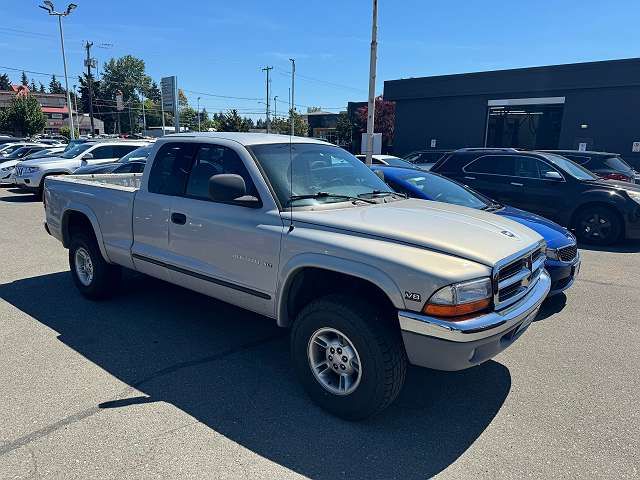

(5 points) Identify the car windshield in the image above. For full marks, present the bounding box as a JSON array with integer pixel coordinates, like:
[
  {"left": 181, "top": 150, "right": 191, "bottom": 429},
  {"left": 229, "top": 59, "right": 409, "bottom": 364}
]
[
  {"left": 25, "top": 148, "right": 62, "bottom": 160},
  {"left": 118, "top": 145, "right": 152, "bottom": 163},
  {"left": 63, "top": 139, "right": 87, "bottom": 153},
  {"left": 61, "top": 143, "right": 92, "bottom": 159},
  {"left": 4, "top": 147, "right": 31, "bottom": 159},
  {"left": 397, "top": 171, "right": 490, "bottom": 210},
  {"left": 604, "top": 156, "right": 634, "bottom": 173},
  {"left": 250, "top": 143, "right": 395, "bottom": 207},
  {"left": 539, "top": 153, "right": 598, "bottom": 180},
  {"left": 1, "top": 144, "right": 25, "bottom": 155}
]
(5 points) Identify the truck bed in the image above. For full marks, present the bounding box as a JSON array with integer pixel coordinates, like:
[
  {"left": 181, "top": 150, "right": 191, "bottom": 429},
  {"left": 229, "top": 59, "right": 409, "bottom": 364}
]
[{"left": 44, "top": 173, "right": 142, "bottom": 269}]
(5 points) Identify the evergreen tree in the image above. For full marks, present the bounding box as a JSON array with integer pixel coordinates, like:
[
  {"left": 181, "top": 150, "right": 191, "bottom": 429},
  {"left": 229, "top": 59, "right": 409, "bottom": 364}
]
[
  {"left": 21, "top": 71, "right": 28, "bottom": 86},
  {"left": 38, "top": 82, "right": 46, "bottom": 93},
  {"left": 30, "top": 79, "right": 37, "bottom": 92},
  {"left": 0, "top": 73, "right": 11, "bottom": 91},
  {"left": 49, "top": 74, "right": 65, "bottom": 94}
]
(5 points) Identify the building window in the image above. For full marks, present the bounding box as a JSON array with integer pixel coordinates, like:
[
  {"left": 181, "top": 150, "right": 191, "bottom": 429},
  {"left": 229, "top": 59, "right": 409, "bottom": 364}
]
[{"left": 485, "top": 103, "right": 564, "bottom": 150}]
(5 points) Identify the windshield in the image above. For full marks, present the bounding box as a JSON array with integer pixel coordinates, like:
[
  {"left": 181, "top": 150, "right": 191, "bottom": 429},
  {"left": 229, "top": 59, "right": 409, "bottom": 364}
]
[
  {"left": 1, "top": 144, "right": 25, "bottom": 155},
  {"left": 539, "top": 153, "right": 597, "bottom": 180},
  {"left": 250, "top": 143, "right": 394, "bottom": 207},
  {"left": 5, "top": 147, "right": 30, "bottom": 159},
  {"left": 61, "top": 143, "right": 92, "bottom": 159},
  {"left": 25, "top": 148, "right": 62, "bottom": 160},
  {"left": 397, "top": 171, "right": 490, "bottom": 210},
  {"left": 118, "top": 145, "right": 152, "bottom": 163},
  {"left": 605, "top": 156, "right": 634, "bottom": 173},
  {"left": 63, "top": 139, "right": 87, "bottom": 153}
]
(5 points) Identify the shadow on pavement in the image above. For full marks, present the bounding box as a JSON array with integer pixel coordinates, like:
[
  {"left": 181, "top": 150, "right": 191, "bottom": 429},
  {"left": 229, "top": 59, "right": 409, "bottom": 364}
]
[
  {"left": 0, "top": 188, "right": 39, "bottom": 203},
  {"left": 578, "top": 239, "right": 640, "bottom": 254},
  {"left": 536, "top": 292, "right": 567, "bottom": 322},
  {"left": 0, "top": 271, "right": 512, "bottom": 479}
]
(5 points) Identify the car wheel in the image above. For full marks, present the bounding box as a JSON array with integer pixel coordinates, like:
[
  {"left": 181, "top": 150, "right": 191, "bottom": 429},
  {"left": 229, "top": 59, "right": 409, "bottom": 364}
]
[
  {"left": 291, "top": 294, "right": 407, "bottom": 420},
  {"left": 575, "top": 206, "right": 622, "bottom": 245},
  {"left": 69, "top": 232, "right": 121, "bottom": 300}
]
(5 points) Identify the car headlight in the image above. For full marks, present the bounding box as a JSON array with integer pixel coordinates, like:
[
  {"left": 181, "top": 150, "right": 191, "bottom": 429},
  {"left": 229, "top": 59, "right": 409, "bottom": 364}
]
[
  {"left": 628, "top": 190, "right": 640, "bottom": 206},
  {"left": 23, "top": 167, "right": 40, "bottom": 174},
  {"left": 423, "top": 277, "right": 493, "bottom": 318},
  {"left": 1, "top": 166, "right": 13, "bottom": 172}
]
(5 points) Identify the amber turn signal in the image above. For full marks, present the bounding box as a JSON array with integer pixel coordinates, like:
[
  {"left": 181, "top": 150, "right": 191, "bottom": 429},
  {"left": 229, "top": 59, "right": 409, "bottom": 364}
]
[{"left": 423, "top": 298, "right": 491, "bottom": 319}]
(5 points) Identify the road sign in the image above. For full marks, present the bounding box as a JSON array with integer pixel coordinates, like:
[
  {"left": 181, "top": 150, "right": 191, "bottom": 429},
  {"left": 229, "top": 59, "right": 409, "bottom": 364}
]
[
  {"left": 115, "top": 90, "right": 124, "bottom": 111},
  {"left": 161, "top": 76, "right": 177, "bottom": 112}
]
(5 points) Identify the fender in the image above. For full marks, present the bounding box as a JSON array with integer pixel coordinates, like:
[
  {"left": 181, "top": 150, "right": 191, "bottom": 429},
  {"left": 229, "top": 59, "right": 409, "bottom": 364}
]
[
  {"left": 61, "top": 203, "right": 111, "bottom": 262},
  {"left": 568, "top": 189, "right": 628, "bottom": 223},
  {"left": 276, "top": 252, "right": 405, "bottom": 327}
]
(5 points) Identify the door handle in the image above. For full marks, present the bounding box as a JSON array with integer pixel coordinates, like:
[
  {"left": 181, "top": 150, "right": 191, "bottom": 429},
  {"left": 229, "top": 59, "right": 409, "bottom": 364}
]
[
  {"left": 510, "top": 182, "right": 524, "bottom": 187},
  {"left": 171, "top": 212, "right": 187, "bottom": 225},
  {"left": 464, "top": 176, "right": 476, "bottom": 180}
]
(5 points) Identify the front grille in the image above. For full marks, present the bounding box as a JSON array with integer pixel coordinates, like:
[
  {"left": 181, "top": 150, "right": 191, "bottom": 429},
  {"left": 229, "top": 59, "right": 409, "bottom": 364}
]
[
  {"left": 495, "top": 245, "right": 545, "bottom": 310},
  {"left": 557, "top": 244, "right": 578, "bottom": 262},
  {"left": 15, "top": 166, "right": 23, "bottom": 176}
]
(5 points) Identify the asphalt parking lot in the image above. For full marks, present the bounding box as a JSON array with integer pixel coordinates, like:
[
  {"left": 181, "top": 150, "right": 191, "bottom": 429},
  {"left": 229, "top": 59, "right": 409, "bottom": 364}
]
[{"left": 0, "top": 185, "right": 638, "bottom": 480}]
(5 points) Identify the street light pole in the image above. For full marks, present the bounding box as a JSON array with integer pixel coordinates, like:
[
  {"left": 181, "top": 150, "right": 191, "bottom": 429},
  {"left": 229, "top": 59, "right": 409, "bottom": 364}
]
[
  {"left": 72, "top": 84, "right": 80, "bottom": 134},
  {"left": 40, "top": 3, "right": 78, "bottom": 140},
  {"left": 274, "top": 95, "right": 278, "bottom": 119},
  {"left": 365, "top": 0, "right": 378, "bottom": 165}
]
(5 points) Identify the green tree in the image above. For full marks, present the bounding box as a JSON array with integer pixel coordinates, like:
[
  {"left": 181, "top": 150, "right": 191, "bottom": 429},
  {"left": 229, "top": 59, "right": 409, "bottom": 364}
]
[
  {"left": 0, "top": 73, "right": 11, "bottom": 90},
  {"left": 0, "top": 93, "right": 46, "bottom": 136},
  {"left": 178, "top": 89, "right": 188, "bottom": 108},
  {"left": 21, "top": 71, "right": 28, "bottom": 86},
  {"left": 271, "top": 111, "right": 309, "bottom": 136},
  {"left": 217, "top": 109, "right": 252, "bottom": 132},
  {"left": 59, "top": 125, "right": 79, "bottom": 140},
  {"left": 307, "top": 106, "right": 322, "bottom": 113},
  {"left": 49, "top": 74, "right": 65, "bottom": 94},
  {"left": 30, "top": 79, "right": 37, "bottom": 92},
  {"left": 38, "top": 82, "right": 46, "bottom": 93},
  {"left": 335, "top": 112, "right": 353, "bottom": 147}
]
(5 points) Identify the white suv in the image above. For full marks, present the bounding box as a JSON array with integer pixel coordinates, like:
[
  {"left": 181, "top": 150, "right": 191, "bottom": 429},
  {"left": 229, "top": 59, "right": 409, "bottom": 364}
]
[{"left": 14, "top": 140, "right": 148, "bottom": 196}]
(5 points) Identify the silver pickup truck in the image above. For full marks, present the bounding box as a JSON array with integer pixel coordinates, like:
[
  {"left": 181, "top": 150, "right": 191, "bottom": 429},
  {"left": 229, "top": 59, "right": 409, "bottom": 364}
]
[{"left": 44, "top": 133, "right": 551, "bottom": 419}]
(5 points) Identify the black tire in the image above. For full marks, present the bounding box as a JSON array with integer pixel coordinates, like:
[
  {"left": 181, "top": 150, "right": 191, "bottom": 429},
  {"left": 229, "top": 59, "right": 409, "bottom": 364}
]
[
  {"left": 69, "top": 232, "right": 121, "bottom": 300},
  {"left": 574, "top": 206, "right": 623, "bottom": 245},
  {"left": 291, "top": 294, "right": 407, "bottom": 420}
]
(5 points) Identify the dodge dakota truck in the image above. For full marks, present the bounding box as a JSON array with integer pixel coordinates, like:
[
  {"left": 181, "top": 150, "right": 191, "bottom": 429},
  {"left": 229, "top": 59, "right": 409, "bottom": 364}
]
[{"left": 44, "top": 133, "right": 551, "bottom": 420}]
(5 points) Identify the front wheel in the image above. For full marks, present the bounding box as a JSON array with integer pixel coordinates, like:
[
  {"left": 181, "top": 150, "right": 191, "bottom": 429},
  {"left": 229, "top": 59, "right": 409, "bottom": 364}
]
[
  {"left": 575, "top": 206, "right": 622, "bottom": 245},
  {"left": 291, "top": 294, "right": 407, "bottom": 420},
  {"left": 69, "top": 232, "right": 121, "bottom": 300}
]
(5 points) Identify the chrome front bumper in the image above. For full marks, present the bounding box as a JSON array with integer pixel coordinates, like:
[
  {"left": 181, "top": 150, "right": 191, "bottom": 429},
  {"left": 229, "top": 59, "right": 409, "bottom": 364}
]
[{"left": 398, "top": 269, "right": 551, "bottom": 370}]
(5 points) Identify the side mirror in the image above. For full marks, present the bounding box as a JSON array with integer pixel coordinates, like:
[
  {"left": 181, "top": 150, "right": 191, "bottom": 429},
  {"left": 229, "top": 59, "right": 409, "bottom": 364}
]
[
  {"left": 374, "top": 169, "right": 385, "bottom": 181},
  {"left": 82, "top": 152, "right": 94, "bottom": 160},
  {"left": 209, "top": 174, "right": 256, "bottom": 204},
  {"left": 543, "top": 171, "right": 563, "bottom": 180}
]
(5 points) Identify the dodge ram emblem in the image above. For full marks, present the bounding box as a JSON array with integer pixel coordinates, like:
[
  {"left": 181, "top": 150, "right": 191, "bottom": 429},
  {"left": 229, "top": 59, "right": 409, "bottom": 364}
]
[{"left": 501, "top": 230, "right": 517, "bottom": 238}]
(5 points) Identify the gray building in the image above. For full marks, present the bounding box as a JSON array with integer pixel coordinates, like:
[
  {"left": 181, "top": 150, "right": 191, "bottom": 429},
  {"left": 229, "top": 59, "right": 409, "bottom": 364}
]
[{"left": 384, "top": 58, "right": 640, "bottom": 167}]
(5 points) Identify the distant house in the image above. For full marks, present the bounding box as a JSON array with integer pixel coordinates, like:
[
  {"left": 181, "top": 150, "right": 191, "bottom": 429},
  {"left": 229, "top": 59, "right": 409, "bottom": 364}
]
[
  {"left": 0, "top": 85, "right": 103, "bottom": 136},
  {"left": 300, "top": 110, "right": 345, "bottom": 145}
]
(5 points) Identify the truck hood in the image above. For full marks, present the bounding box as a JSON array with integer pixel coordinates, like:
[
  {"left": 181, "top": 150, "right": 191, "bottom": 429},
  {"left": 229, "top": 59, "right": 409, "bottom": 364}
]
[
  {"left": 496, "top": 206, "right": 574, "bottom": 250},
  {"left": 292, "top": 198, "right": 543, "bottom": 266}
]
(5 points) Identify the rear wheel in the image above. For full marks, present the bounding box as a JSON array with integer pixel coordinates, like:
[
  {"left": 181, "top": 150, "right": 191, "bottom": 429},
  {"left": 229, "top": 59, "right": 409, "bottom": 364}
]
[
  {"left": 291, "top": 294, "right": 407, "bottom": 420},
  {"left": 575, "top": 206, "right": 622, "bottom": 245},
  {"left": 69, "top": 232, "right": 121, "bottom": 300}
]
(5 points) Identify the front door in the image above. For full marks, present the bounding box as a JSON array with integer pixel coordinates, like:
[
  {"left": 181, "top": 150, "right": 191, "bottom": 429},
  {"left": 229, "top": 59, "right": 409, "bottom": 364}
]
[{"left": 166, "top": 141, "right": 284, "bottom": 317}]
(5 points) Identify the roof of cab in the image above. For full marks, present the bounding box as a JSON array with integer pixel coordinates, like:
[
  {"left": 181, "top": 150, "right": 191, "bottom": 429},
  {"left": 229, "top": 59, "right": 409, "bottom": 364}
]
[{"left": 161, "top": 132, "right": 332, "bottom": 146}]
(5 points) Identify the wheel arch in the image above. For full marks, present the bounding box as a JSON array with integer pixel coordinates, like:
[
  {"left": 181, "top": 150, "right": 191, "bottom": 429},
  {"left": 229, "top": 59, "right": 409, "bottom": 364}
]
[
  {"left": 61, "top": 207, "right": 110, "bottom": 262},
  {"left": 569, "top": 200, "right": 625, "bottom": 233},
  {"left": 277, "top": 254, "right": 405, "bottom": 328}
]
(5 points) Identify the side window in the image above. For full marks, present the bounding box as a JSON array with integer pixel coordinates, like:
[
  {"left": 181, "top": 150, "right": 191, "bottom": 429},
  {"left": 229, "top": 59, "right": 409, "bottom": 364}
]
[
  {"left": 112, "top": 145, "right": 138, "bottom": 158},
  {"left": 512, "top": 156, "right": 541, "bottom": 179},
  {"left": 465, "top": 155, "right": 515, "bottom": 176},
  {"left": 148, "top": 142, "right": 197, "bottom": 196},
  {"left": 185, "top": 144, "right": 256, "bottom": 202},
  {"left": 91, "top": 146, "right": 114, "bottom": 159},
  {"left": 129, "top": 162, "right": 146, "bottom": 173}
]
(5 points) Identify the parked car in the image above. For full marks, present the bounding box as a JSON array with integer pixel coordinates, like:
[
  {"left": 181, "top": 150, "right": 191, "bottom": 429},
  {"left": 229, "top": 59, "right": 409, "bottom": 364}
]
[
  {"left": 539, "top": 150, "right": 637, "bottom": 183},
  {"left": 374, "top": 165, "right": 580, "bottom": 294},
  {"left": 0, "top": 142, "right": 33, "bottom": 157},
  {"left": 15, "top": 140, "right": 148, "bottom": 197},
  {"left": 403, "top": 149, "right": 451, "bottom": 170},
  {"left": 431, "top": 148, "right": 640, "bottom": 245},
  {"left": 44, "top": 132, "right": 551, "bottom": 420},
  {"left": 73, "top": 144, "right": 154, "bottom": 175},
  {"left": 354, "top": 154, "right": 416, "bottom": 169},
  {"left": 0, "top": 137, "right": 24, "bottom": 146},
  {"left": 1, "top": 146, "right": 67, "bottom": 185}
]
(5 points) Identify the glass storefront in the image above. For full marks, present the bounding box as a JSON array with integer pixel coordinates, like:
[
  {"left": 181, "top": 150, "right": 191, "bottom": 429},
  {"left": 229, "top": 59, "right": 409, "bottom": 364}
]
[{"left": 485, "top": 103, "right": 564, "bottom": 149}]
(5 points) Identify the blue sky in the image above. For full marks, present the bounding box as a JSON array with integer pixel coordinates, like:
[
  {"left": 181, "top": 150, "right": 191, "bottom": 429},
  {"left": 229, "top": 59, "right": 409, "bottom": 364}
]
[{"left": 1, "top": 0, "right": 639, "bottom": 118}]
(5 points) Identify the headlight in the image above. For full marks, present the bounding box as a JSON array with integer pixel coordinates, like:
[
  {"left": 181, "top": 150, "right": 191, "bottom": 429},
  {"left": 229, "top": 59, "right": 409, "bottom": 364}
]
[
  {"left": 423, "top": 277, "right": 493, "bottom": 318},
  {"left": 628, "top": 190, "right": 640, "bottom": 205},
  {"left": 23, "top": 167, "right": 40, "bottom": 174},
  {"left": 1, "top": 166, "right": 13, "bottom": 172}
]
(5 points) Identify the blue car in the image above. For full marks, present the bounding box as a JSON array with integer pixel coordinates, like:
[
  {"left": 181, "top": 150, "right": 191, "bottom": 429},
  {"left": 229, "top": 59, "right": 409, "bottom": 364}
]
[{"left": 374, "top": 166, "right": 581, "bottom": 295}]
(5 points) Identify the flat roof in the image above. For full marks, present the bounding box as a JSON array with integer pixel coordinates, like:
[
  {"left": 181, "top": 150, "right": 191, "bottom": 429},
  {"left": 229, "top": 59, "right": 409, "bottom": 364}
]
[{"left": 384, "top": 57, "right": 640, "bottom": 101}]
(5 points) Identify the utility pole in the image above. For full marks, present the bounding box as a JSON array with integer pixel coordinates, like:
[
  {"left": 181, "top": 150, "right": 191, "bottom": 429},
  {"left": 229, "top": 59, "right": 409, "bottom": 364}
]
[
  {"left": 141, "top": 91, "right": 146, "bottom": 134},
  {"left": 274, "top": 95, "right": 278, "bottom": 119},
  {"left": 289, "top": 58, "right": 296, "bottom": 136},
  {"left": 365, "top": 0, "right": 378, "bottom": 165},
  {"left": 84, "top": 41, "right": 96, "bottom": 136},
  {"left": 72, "top": 84, "right": 80, "bottom": 134},
  {"left": 262, "top": 66, "right": 273, "bottom": 133},
  {"left": 197, "top": 96, "right": 201, "bottom": 131},
  {"left": 160, "top": 87, "right": 166, "bottom": 136}
]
